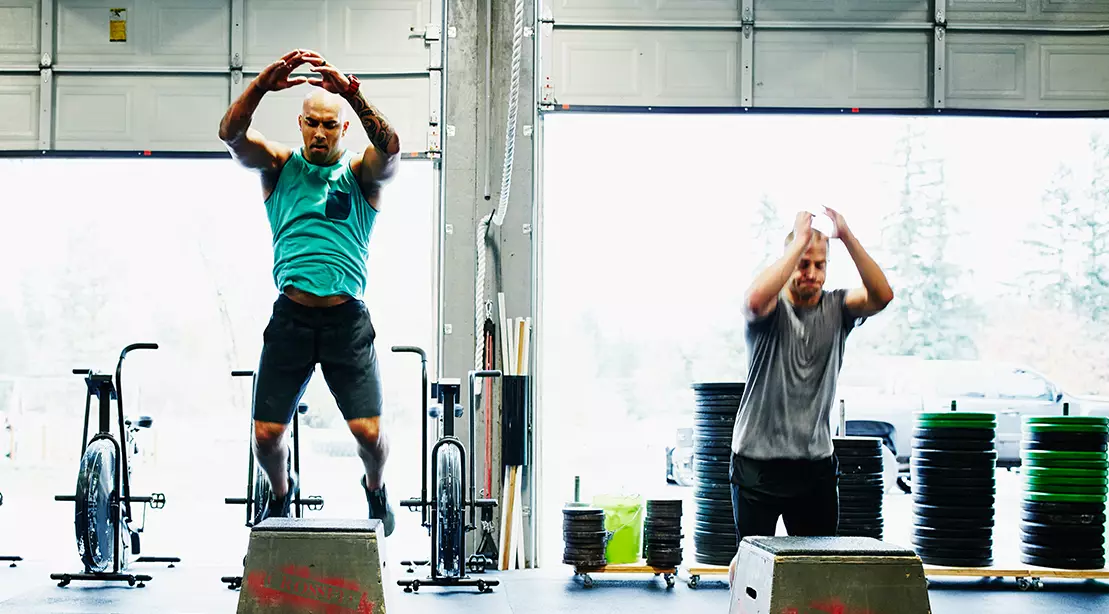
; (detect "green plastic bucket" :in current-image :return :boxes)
[592,494,644,564]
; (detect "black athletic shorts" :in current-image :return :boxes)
[252,294,384,424]
[730,453,840,548]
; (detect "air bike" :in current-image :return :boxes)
[51,343,178,587]
[392,345,501,593]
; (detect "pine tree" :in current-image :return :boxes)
[1077,132,1109,322]
[1023,164,1078,310]
[877,122,979,359]
[750,194,782,276]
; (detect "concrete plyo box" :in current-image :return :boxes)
[237,518,387,614]
[729,536,931,614]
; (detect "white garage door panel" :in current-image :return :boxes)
[0,75,39,147]
[754,0,929,22]
[754,32,928,107]
[552,0,739,21]
[243,78,428,154]
[948,0,1109,21]
[0,0,39,67]
[55,75,227,150]
[945,34,1109,108]
[244,0,430,73]
[552,30,742,105]
[56,0,230,67]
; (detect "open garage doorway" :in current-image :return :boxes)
[0,156,436,569]
[537,111,1109,568]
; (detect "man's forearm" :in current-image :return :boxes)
[343,90,400,156]
[745,239,807,315]
[219,80,267,142]
[841,230,894,304]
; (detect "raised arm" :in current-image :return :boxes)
[823,206,895,317]
[303,61,401,206]
[744,212,813,321]
[218,50,318,191]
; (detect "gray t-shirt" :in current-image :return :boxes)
[731,288,864,460]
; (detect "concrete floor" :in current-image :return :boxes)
[0,559,1106,613]
[0,463,1107,612]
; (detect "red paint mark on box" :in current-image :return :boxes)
[245,564,374,613]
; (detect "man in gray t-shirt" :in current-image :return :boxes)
[727,207,893,584]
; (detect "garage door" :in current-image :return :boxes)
[0,0,441,153]
[539,1,1109,111]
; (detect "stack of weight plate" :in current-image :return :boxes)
[691,382,744,566]
[1020,416,1109,570]
[834,436,885,540]
[910,411,998,567]
[562,507,608,570]
[645,500,683,568]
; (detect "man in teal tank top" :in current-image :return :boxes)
[218,49,399,535]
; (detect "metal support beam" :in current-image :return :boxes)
[38,0,55,150]
[933,26,946,109]
[230,0,245,100]
[740,0,754,107]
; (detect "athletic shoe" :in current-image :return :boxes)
[362,477,395,537]
[257,471,298,523]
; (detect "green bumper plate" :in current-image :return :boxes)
[917,412,997,421]
[1024,491,1109,504]
[1022,424,1109,434]
[916,420,997,430]
[1022,459,1109,470]
[1024,467,1109,479]
[1023,450,1108,462]
[1024,482,1109,495]
[1024,416,1109,426]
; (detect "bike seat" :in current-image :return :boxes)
[136,416,153,429]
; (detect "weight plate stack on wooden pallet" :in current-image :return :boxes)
[563,507,608,571]
[645,499,683,568]
[1019,416,1109,570]
[910,411,998,567]
[690,382,744,566]
[834,436,884,540]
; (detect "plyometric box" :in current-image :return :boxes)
[730,536,931,614]
[237,518,387,614]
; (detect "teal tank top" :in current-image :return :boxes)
[264,148,378,298]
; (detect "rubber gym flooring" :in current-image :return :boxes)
[0,468,1106,612]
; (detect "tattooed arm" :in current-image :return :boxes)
[344,87,401,199]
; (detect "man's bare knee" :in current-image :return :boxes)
[254,421,288,453]
[348,417,382,448]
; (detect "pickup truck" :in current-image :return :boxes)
[834,357,1109,469]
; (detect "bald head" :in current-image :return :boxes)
[298,88,350,165]
[303,89,347,122]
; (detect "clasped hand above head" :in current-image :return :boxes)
[256,49,353,95]
[793,206,852,246]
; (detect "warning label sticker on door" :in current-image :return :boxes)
[109,8,127,42]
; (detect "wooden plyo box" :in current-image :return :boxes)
[729,536,931,614]
[237,518,387,614]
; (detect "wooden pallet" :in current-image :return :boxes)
[924,564,1109,590]
[684,564,730,588]
[572,562,678,588]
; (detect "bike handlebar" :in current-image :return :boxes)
[231,370,254,377]
[73,369,90,375]
[121,343,158,358]
[391,346,427,361]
